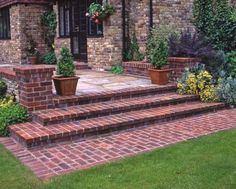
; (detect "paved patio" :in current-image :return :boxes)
[68,70,154,95]
[1,109,236,180]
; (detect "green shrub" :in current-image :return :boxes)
[226,51,236,77]
[125,33,144,61]
[146,25,175,62]
[111,65,124,74]
[150,40,168,69]
[57,47,75,77]
[193,0,236,51]
[0,104,28,136]
[0,80,7,97]
[177,67,218,102]
[217,76,236,105]
[41,52,57,64]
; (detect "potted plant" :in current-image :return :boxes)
[86,3,115,24]
[25,34,39,65]
[148,40,171,85]
[53,47,79,96]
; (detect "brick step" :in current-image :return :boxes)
[74,62,91,70]
[33,93,199,126]
[10,101,225,148]
[52,84,176,108]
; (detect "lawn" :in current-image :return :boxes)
[0,129,236,189]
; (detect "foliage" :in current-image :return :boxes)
[217,76,236,105]
[177,67,218,102]
[0,96,15,108]
[0,80,7,97]
[146,25,175,62]
[25,33,38,56]
[0,104,28,136]
[168,30,213,58]
[86,3,115,22]
[41,9,57,50]
[193,0,236,51]
[57,47,75,77]
[125,33,144,61]
[41,51,57,65]
[149,40,168,69]
[226,50,236,77]
[111,65,124,74]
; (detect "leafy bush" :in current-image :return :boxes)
[217,76,236,105]
[111,65,124,74]
[168,30,213,58]
[0,80,7,97]
[0,96,15,108]
[0,104,28,136]
[41,52,57,64]
[41,9,57,50]
[193,0,236,51]
[177,68,218,102]
[146,25,175,62]
[125,33,144,61]
[226,51,236,77]
[57,47,75,77]
[150,40,168,69]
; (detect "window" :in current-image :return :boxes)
[87,0,103,37]
[58,1,70,37]
[0,7,10,39]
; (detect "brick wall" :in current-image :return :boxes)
[87,0,123,69]
[0,4,48,64]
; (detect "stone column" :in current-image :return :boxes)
[14,65,55,112]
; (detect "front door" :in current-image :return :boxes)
[71,0,88,62]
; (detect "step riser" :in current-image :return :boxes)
[12,104,224,148]
[36,96,199,126]
[53,86,176,108]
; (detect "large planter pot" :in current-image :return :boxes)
[53,76,79,96]
[148,68,172,85]
[28,56,38,65]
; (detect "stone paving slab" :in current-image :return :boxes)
[1,109,236,180]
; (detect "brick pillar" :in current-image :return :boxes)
[14,65,55,112]
[168,57,201,82]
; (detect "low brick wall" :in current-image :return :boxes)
[123,57,200,81]
[169,57,200,81]
[14,65,55,112]
[123,61,154,77]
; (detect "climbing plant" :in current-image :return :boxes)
[41,7,57,50]
[193,0,236,52]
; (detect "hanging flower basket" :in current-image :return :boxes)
[86,3,115,24]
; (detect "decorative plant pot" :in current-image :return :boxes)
[53,76,79,96]
[28,56,38,65]
[148,68,172,85]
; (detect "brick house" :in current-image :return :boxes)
[0,0,235,68]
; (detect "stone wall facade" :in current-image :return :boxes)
[87,0,123,69]
[0,3,48,64]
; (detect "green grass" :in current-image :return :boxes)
[0,129,236,189]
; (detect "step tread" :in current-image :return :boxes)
[52,84,176,104]
[10,101,224,144]
[34,93,198,124]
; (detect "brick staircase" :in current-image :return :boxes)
[9,84,225,148]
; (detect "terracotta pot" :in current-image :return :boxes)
[53,76,79,96]
[28,56,37,65]
[148,68,172,85]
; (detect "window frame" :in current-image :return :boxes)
[58,0,71,38]
[0,7,11,40]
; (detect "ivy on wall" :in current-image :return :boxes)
[41,7,57,51]
[193,0,236,52]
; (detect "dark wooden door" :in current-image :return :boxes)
[71,0,88,62]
